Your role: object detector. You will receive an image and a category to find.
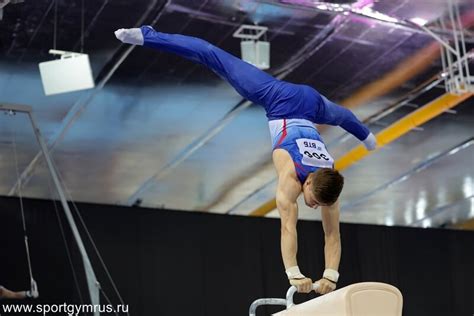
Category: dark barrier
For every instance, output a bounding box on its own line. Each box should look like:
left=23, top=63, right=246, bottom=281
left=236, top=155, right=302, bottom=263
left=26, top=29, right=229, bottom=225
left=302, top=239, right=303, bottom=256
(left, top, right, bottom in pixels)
left=0, top=196, right=473, bottom=316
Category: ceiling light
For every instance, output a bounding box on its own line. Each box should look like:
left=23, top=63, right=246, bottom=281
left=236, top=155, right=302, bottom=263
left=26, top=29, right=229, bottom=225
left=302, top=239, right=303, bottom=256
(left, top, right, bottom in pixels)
left=421, top=219, right=431, bottom=228
left=353, top=7, right=400, bottom=23
left=463, top=177, right=473, bottom=197
left=410, top=17, right=428, bottom=26
left=384, top=216, right=394, bottom=226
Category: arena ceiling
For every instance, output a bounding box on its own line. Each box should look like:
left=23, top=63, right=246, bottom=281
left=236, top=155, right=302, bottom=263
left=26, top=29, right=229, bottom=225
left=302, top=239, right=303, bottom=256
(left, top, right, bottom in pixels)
left=0, top=0, right=473, bottom=228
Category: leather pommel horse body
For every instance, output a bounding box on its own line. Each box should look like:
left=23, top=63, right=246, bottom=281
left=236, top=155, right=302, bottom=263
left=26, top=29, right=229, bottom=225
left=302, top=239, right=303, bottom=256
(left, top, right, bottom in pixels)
left=273, top=282, right=403, bottom=316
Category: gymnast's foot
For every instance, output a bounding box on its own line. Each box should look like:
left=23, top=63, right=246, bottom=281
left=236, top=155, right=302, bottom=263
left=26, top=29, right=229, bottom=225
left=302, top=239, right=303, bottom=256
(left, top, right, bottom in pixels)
left=363, top=132, right=377, bottom=151
left=114, top=26, right=154, bottom=45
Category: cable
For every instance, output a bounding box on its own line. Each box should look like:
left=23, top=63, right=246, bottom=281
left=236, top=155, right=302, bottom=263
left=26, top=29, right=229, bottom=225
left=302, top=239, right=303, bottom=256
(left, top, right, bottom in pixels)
left=48, top=157, right=129, bottom=315
left=99, top=287, right=120, bottom=316
left=8, top=111, right=35, bottom=287
left=81, top=0, right=85, bottom=53
left=53, top=0, right=58, bottom=50
left=46, top=177, right=85, bottom=308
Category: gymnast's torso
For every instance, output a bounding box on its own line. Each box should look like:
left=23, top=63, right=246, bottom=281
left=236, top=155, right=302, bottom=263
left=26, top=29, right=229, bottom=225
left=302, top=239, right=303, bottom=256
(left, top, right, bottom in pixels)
left=269, top=119, right=335, bottom=184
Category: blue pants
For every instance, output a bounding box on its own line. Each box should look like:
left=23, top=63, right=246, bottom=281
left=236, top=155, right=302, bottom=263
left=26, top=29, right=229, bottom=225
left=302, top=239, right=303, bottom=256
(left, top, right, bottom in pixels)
left=141, top=26, right=370, bottom=141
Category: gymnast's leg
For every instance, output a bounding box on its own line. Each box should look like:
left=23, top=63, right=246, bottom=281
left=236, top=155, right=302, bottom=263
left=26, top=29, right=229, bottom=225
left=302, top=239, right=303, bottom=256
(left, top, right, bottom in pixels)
left=115, top=26, right=281, bottom=110
left=315, top=95, right=376, bottom=150
left=114, top=26, right=377, bottom=150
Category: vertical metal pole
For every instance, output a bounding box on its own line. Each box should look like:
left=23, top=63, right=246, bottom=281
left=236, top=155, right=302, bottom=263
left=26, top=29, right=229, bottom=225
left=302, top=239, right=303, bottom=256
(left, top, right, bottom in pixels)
left=26, top=111, right=100, bottom=315
left=440, top=18, right=455, bottom=93
left=448, top=0, right=463, bottom=92
left=439, top=21, right=449, bottom=93
left=454, top=1, right=471, bottom=85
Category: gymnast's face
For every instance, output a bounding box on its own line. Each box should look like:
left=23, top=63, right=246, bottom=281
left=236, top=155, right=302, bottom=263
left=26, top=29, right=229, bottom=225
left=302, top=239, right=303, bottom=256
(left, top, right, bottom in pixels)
left=303, top=177, right=322, bottom=209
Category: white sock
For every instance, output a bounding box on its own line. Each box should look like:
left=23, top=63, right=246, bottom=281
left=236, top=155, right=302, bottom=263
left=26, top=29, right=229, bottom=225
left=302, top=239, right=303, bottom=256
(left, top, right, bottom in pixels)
left=114, top=28, right=144, bottom=46
left=363, top=132, right=377, bottom=151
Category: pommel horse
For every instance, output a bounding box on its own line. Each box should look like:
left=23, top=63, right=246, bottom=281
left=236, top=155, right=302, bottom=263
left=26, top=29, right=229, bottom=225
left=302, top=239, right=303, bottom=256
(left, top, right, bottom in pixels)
left=249, top=282, right=403, bottom=316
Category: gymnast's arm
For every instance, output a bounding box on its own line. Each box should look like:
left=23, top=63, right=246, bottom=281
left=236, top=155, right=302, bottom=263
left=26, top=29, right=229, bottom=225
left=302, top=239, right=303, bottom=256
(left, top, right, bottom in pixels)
left=317, top=96, right=377, bottom=151
left=276, top=175, right=300, bottom=271
left=274, top=149, right=313, bottom=293
left=276, top=178, right=315, bottom=293
left=316, top=200, right=341, bottom=294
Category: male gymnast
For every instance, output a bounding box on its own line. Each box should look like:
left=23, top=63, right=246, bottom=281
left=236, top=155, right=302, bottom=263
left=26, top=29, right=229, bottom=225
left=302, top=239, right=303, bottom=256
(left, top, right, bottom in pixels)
left=115, top=26, right=376, bottom=295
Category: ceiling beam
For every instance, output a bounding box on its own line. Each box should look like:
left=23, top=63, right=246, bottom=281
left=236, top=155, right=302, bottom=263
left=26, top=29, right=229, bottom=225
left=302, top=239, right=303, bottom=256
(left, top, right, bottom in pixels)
left=339, top=42, right=441, bottom=108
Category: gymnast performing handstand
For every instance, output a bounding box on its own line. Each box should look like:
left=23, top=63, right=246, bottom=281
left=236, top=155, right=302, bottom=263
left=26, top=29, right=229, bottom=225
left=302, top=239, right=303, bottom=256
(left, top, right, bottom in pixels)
left=115, top=26, right=376, bottom=295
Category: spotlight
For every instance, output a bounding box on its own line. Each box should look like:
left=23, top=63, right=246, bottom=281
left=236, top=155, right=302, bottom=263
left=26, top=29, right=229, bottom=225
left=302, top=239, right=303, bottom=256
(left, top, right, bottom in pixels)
left=38, top=50, right=95, bottom=96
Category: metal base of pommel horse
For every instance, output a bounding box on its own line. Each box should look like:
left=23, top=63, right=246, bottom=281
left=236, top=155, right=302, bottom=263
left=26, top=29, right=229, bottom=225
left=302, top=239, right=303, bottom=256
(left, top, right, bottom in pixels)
left=249, top=282, right=403, bottom=316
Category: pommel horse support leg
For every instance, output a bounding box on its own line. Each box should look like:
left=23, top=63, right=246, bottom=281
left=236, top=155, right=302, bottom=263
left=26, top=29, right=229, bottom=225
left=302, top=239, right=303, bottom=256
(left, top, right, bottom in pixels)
left=249, top=282, right=403, bottom=316
left=275, top=282, right=403, bottom=316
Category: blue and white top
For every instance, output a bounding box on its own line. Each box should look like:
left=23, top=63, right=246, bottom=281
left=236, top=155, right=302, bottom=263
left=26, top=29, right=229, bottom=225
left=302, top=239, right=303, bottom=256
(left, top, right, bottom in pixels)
left=269, top=119, right=334, bottom=184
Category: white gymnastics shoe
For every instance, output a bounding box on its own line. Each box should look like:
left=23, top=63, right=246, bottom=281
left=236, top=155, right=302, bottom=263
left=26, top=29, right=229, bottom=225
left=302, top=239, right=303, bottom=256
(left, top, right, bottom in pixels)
left=363, top=132, right=377, bottom=151
left=114, top=28, right=144, bottom=45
